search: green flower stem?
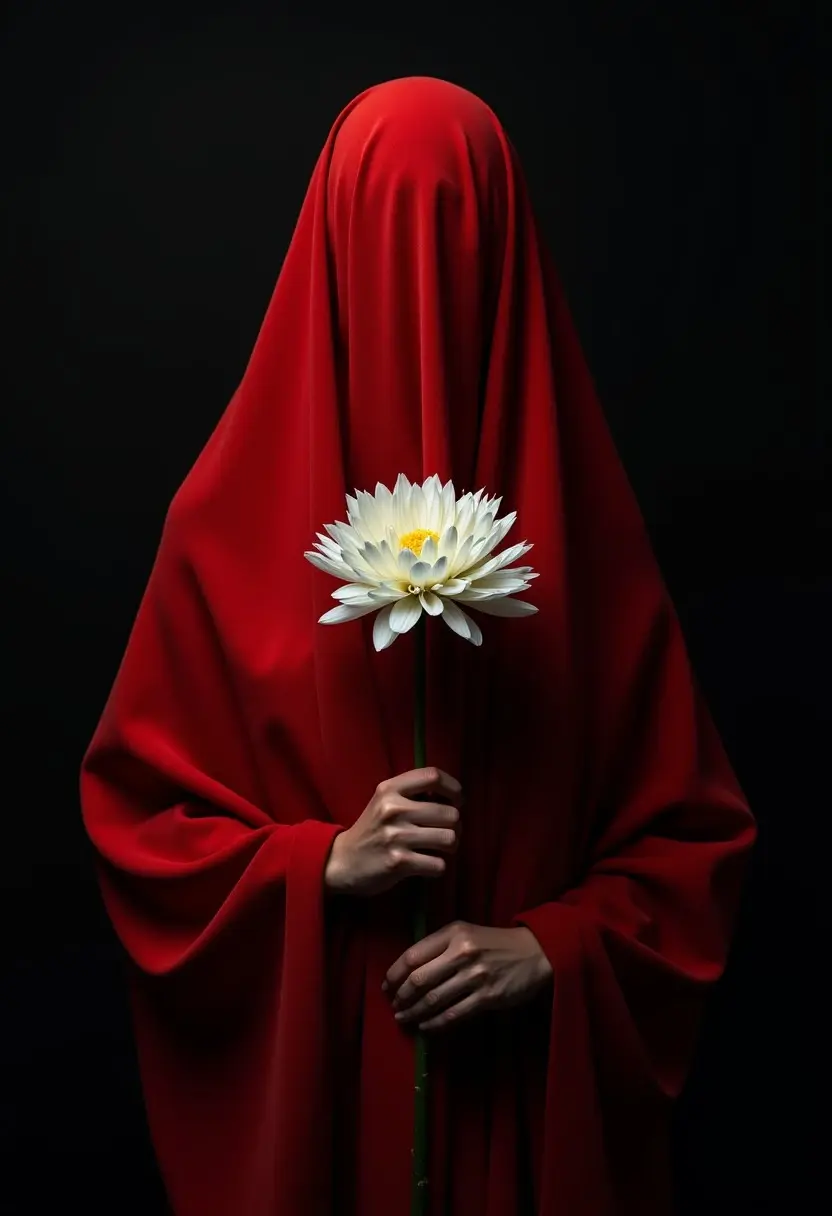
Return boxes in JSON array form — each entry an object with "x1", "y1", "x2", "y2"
[{"x1": 411, "y1": 614, "x2": 429, "y2": 1216}]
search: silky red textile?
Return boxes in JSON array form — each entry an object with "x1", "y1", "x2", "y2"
[{"x1": 81, "y1": 77, "x2": 755, "y2": 1215}]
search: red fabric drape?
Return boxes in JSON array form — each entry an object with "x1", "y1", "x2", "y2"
[{"x1": 81, "y1": 76, "x2": 755, "y2": 1215}]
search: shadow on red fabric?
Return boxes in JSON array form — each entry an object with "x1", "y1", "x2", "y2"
[{"x1": 81, "y1": 76, "x2": 756, "y2": 1216}]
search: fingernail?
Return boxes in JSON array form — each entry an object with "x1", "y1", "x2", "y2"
[{"x1": 381, "y1": 980, "x2": 388, "y2": 992}]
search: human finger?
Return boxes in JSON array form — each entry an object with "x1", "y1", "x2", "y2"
[
  {"x1": 393, "y1": 963, "x2": 482, "y2": 1023},
  {"x1": 418, "y1": 989, "x2": 487, "y2": 1032},
  {"x1": 400, "y1": 801, "x2": 461, "y2": 829},
  {"x1": 382, "y1": 767, "x2": 463, "y2": 805},
  {"x1": 394, "y1": 825, "x2": 459, "y2": 854},
  {"x1": 389, "y1": 849, "x2": 447, "y2": 882},
  {"x1": 383, "y1": 925, "x2": 453, "y2": 993}
]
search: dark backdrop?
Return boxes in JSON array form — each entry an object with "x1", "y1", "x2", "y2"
[{"x1": 1, "y1": 3, "x2": 822, "y2": 1214}]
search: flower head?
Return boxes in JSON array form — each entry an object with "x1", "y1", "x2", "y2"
[{"x1": 304, "y1": 473, "x2": 539, "y2": 650}]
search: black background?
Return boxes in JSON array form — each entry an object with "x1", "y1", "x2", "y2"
[{"x1": 1, "y1": 2, "x2": 823, "y2": 1213}]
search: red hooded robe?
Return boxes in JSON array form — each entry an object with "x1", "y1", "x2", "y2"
[{"x1": 81, "y1": 76, "x2": 755, "y2": 1216}]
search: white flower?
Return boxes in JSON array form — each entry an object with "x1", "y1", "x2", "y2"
[{"x1": 304, "y1": 473, "x2": 539, "y2": 651}]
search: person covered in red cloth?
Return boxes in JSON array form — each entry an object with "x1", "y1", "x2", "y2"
[{"x1": 80, "y1": 76, "x2": 755, "y2": 1215}]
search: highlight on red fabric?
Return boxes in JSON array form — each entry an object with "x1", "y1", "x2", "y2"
[{"x1": 80, "y1": 76, "x2": 755, "y2": 1215}]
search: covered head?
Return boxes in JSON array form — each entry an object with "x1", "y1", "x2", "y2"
[{"x1": 324, "y1": 75, "x2": 514, "y2": 484}]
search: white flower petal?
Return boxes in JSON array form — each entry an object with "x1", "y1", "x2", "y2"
[
  {"x1": 433, "y1": 476, "x2": 447, "y2": 530},
  {"x1": 440, "y1": 479, "x2": 456, "y2": 531},
  {"x1": 403, "y1": 482, "x2": 418, "y2": 533},
  {"x1": 492, "y1": 541, "x2": 534, "y2": 571},
  {"x1": 425, "y1": 555, "x2": 448, "y2": 582},
  {"x1": 331, "y1": 584, "x2": 377, "y2": 602},
  {"x1": 324, "y1": 521, "x2": 356, "y2": 548},
  {"x1": 420, "y1": 535, "x2": 439, "y2": 565},
  {"x1": 467, "y1": 540, "x2": 533, "y2": 581},
  {"x1": 435, "y1": 578, "x2": 469, "y2": 596},
  {"x1": 458, "y1": 587, "x2": 521, "y2": 602},
  {"x1": 424, "y1": 478, "x2": 439, "y2": 532},
  {"x1": 411, "y1": 481, "x2": 427, "y2": 530},
  {"x1": 344, "y1": 553, "x2": 380, "y2": 582},
  {"x1": 451, "y1": 533, "x2": 477, "y2": 574},
  {"x1": 411, "y1": 489, "x2": 425, "y2": 533},
  {"x1": 477, "y1": 509, "x2": 495, "y2": 537},
  {"x1": 466, "y1": 575, "x2": 530, "y2": 594},
  {"x1": 311, "y1": 541, "x2": 341, "y2": 560},
  {"x1": 315, "y1": 532, "x2": 343, "y2": 558},
  {"x1": 369, "y1": 590, "x2": 408, "y2": 605},
  {"x1": 476, "y1": 568, "x2": 536, "y2": 583},
  {"x1": 372, "y1": 603, "x2": 398, "y2": 650},
  {"x1": 458, "y1": 552, "x2": 503, "y2": 580},
  {"x1": 358, "y1": 542, "x2": 391, "y2": 578},
  {"x1": 376, "y1": 539, "x2": 402, "y2": 579},
  {"x1": 338, "y1": 539, "x2": 368, "y2": 566},
  {"x1": 420, "y1": 590, "x2": 444, "y2": 616},
  {"x1": 389, "y1": 596, "x2": 424, "y2": 634},
  {"x1": 374, "y1": 481, "x2": 394, "y2": 514},
  {"x1": 464, "y1": 514, "x2": 516, "y2": 567},
  {"x1": 455, "y1": 496, "x2": 475, "y2": 540},
  {"x1": 438, "y1": 525, "x2": 459, "y2": 562},
  {"x1": 408, "y1": 560, "x2": 432, "y2": 584},
  {"x1": 357, "y1": 489, "x2": 383, "y2": 536},
  {"x1": 319, "y1": 601, "x2": 382, "y2": 624},
  {"x1": 440, "y1": 598, "x2": 483, "y2": 645},
  {"x1": 304, "y1": 550, "x2": 354, "y2": 580},
  {"x1": 393, "y1": 474, "x2": 412, "y2": 534}
]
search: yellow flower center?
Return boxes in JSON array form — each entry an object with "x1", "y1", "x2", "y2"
[{"x1": 398, "y1": 528, "x2": 440, "y2": 557}]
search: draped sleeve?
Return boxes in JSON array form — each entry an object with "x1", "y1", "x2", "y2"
[
  {"x1": 511, "y1": 271, "x2": 756, "y2": 1215},
  {"x1": 81, "y1": 497, "x2": 344, "y2": 1216}
]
